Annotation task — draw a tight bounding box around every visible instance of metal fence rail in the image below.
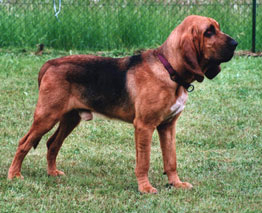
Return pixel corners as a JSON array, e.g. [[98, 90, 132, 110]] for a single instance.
[[0, 0, 261, 52]]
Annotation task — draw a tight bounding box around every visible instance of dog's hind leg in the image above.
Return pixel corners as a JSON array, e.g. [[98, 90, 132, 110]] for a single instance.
[[8, 110, 60, 180], [46, 110, 82, 176]]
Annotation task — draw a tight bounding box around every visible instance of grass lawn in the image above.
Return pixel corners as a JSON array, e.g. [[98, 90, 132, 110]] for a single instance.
[[1, 1, 261, 51], [0, 49, 262, 212]]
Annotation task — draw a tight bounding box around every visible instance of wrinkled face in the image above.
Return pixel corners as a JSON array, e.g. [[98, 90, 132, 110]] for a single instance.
[[179, 15, 238, 81], [202, 20, 237, 62], [197, 18, 238, 79], [200, 17, 238, 78]]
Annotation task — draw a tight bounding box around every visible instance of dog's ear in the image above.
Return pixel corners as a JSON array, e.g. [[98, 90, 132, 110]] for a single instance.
[[180, 29, 204, 82]]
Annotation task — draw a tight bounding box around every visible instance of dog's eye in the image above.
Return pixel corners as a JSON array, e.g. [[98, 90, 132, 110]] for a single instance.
[[204, 25, 215, 37]]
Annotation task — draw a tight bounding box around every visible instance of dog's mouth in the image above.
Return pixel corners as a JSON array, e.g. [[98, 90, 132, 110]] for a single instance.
[[204, 63, 221, 79], [220, 49, 235, 63], [219, 38, 238, 63], [205, 38, 237, 80]]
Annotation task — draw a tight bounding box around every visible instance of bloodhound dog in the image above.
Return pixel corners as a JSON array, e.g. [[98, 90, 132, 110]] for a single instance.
[[8, 15, 237, 193]]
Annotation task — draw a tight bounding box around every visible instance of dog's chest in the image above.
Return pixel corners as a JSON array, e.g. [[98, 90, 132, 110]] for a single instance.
[[164, 90, 188, 122]]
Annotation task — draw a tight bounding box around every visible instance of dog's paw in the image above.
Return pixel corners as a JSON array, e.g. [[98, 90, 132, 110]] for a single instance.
[[48, 169, 65, 177], [138, 184, 158, 194], [8, 172, 24, 180], [169, 181, 193, 189]]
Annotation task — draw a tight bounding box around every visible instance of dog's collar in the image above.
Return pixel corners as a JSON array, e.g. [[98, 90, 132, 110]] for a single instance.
[[157, 53, 194, 92]]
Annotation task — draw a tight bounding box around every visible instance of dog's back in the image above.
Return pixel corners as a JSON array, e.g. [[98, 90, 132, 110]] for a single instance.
[[37, 54, 142, 119]]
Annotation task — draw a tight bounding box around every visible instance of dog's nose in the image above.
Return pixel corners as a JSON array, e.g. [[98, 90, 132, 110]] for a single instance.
[[231, 39, 238, 47], [228, 38, 238, 49]]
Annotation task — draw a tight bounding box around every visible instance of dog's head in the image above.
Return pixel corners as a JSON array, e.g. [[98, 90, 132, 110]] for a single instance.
[[166, 15, 237, 83]]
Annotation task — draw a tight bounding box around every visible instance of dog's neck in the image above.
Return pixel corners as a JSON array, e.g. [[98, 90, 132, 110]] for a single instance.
[[158, 28, 199, 84], [156, 53, 194, 92]]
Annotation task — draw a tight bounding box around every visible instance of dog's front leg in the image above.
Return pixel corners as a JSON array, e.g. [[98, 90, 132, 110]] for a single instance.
[[157, 118, 193, 189], [134, 119, 157, 194]]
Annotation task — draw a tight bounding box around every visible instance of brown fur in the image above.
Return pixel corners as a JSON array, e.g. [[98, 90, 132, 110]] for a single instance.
[[8, 15, 237, 193]]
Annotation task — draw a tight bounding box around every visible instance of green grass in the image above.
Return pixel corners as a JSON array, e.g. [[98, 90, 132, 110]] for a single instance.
[[0, 49, 262, 212], [0, 1, 261, 51]]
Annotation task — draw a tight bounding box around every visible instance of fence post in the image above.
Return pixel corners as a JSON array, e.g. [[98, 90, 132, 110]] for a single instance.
[[252, 0, 256, 53]]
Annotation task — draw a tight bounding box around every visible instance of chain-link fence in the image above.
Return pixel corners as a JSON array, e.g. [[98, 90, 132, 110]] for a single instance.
[[0, 0, 261, 52]]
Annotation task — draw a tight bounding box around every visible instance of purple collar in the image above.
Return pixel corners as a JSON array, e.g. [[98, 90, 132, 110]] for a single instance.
[[157, 53, 194, 92]]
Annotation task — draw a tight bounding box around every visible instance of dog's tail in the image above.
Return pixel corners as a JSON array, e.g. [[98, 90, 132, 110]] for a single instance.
[[38, 60, 54, 88], [38, 62, 51, 88]]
